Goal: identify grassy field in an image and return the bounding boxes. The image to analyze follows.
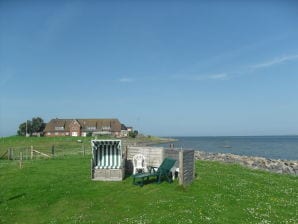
[0,136,297,223]
[0,154,297,223]
[0,136,175,159]
[0,136,91,158]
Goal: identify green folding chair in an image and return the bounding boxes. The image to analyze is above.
[132,157,177,186]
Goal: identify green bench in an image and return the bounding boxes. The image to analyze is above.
[132,157,177,187]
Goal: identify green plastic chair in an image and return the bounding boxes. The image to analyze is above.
[132,157,177,186]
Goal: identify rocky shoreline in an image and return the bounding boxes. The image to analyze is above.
[194,151,298,176]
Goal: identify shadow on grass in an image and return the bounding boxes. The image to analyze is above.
[0,193,26,204]
[133,175,176,187]
[124,172,133,180]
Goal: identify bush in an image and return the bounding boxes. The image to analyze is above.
[128,130,138,138]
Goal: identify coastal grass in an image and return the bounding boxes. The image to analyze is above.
[0,136,174,158]
[0,155,297,223]
[0,136,91,158]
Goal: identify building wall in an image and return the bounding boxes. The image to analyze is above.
[69,120,81,136]
[120,130,128,137]
[45,132,69,137]
[45,118,123,137]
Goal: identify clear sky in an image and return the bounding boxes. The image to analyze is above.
[1,1,298,137]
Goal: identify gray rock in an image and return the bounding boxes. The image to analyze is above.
[194,150,297,176]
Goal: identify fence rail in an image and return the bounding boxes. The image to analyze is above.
[1,144,90,161]
[1,141,196,186]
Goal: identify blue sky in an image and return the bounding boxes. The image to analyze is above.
[1,1,298,137]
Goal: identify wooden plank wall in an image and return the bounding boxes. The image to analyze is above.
[93,168,125,181]
[126,146,164,173]
[164,149,179,167]
[126,146,195,186]
[179,150,195,186]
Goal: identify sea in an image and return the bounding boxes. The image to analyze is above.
[156,136,298,161]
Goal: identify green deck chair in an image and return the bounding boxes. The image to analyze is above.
[132,157,177,186]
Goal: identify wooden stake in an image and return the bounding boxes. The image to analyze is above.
[83,143,85,156]
[51,145,55,157]
[179,150,184,186]
[31,146,33,160]
[19,152,23,168]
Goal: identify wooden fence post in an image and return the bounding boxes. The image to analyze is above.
[31,146,33,160]
[193,152,196,179]
[11,148,14,160]
[91,158,94,179]
[179,150,184,186]
[19,152,23,168]
[51,145,55,157]
[83,142,85,156]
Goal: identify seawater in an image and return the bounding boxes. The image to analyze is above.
[156,136,298,160]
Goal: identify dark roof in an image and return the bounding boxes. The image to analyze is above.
[44,118,122,132]
[121,123,127,130]
[44,119,69,132]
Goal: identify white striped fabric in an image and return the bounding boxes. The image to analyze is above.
[92,140,121,169]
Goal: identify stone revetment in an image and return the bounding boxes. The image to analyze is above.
[194,151,298,175]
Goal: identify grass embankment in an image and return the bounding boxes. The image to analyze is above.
[125,135,177,146]
[0,136,92,157]
[0,156,297,223]
[0,136,175,158]
[0,136,297,223]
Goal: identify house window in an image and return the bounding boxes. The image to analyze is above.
[87,126,96,131]
[102,126,111,131]
[55,126,64,131]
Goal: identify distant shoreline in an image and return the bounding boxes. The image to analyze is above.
[154,135,298,161]
[127,136,177,146]
[162,135,298,138]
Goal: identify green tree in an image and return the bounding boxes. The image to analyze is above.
[128,130,138,138]
[17,117,45,136]
[31,117,46,133]
[17,121,32,136]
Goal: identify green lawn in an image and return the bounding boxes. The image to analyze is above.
[0,136,94,158]
[0,136,174,159]
[0,155,297,224]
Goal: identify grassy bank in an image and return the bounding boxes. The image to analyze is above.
[0,155,297,223]
[125,135,177,146]
[0,136,175,159]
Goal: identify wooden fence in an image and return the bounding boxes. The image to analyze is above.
[178,149,195,186]
[164,149,180,167]
[126,146,164,173]
[1,144,89,160]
